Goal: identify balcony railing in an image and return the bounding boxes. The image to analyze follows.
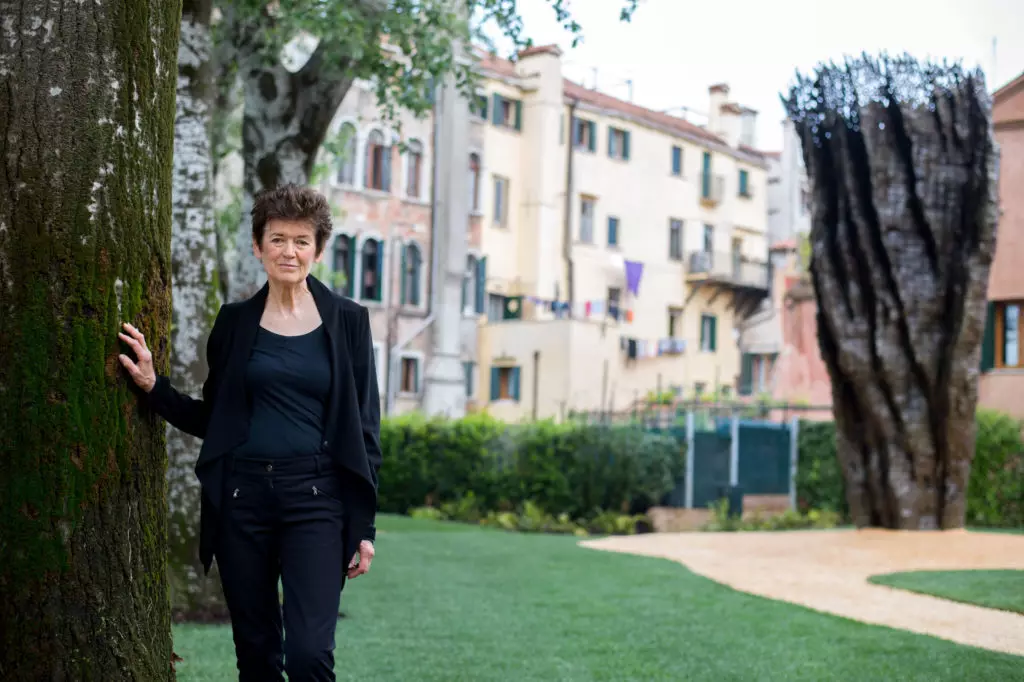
[686,250,768,290]
[700,173,725,206]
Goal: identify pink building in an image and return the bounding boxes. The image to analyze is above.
[979,70,1024,419]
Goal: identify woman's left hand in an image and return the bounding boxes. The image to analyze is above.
[347,540,374,579]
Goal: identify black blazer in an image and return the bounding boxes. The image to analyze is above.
[147,274,382,575]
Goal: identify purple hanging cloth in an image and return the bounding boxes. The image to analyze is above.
[624,260,644,296]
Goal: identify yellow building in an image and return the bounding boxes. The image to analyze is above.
[471,46,771,421]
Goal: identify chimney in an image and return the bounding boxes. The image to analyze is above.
[739,106,758,148]
[707,83,729,134]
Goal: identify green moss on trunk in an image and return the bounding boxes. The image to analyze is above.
[0,1,182,679]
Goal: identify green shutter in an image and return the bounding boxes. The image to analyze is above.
[490,367,500,401]
[587,121,596,152]
[710,316,717,351]
[510,367,521,401]
[514,100,522,131]
[981,302,995,371]
[622,130,630,160]
[376,240,385,302]
[503,295,523,320]
[475,256,487,314]
[492,94,503,125]
[399,244,408,304]
[739,353,754,395]
[607,127,615,158]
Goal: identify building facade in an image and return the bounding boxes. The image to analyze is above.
[472,46,771,421]
[980,70,1024,419]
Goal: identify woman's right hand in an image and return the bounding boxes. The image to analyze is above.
[118,322,156,393]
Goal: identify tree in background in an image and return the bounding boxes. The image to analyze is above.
[783,54,998,530]
[0,1,181,678]
[169,0,228,621]
[215,0,641,299]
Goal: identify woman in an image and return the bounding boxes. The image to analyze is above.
[119,184,382,681]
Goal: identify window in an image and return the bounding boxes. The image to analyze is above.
[701,151,712,198]
[668,219,683,261]
[462,254,476,312]
[331,234,355,297]
[700,314,717,352]
[572,117,596,152]
[360,238,384,301]
[492,175,509,227]
[461,254,487,314]
[400,355,421,394]
[471,94,488,121]
[607,127,630,160]
[671,146,683,176]
[365,130,392,191]
[579,196,596,243]
[990,302,1024,368]
[489,365,521,401]
[491,94,522,130]
[469,153,481,212]
[607,286,621,305]
[336,122,357,185]
[703,224,714,253]
[400,241,423,306]
[607,216,619,247]
[738,169,750,197]
[405,139,423,198]
[668,307,683,338]
[463,361,475,398]
[487,293,506,322]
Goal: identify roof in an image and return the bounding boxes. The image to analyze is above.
[561,78,724,146]
[475,48,770,162]
[994,70,1024,102]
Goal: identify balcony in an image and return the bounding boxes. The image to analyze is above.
[686,250,769,291]
[699,173,725,207]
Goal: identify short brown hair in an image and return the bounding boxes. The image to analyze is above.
[251,184,333,255]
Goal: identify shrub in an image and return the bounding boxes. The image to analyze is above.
[378,415,685,522]
[794,410,1024,528]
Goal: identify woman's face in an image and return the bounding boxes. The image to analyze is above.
[253,219,322,287]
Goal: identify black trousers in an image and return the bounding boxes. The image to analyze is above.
[217,454,347,682]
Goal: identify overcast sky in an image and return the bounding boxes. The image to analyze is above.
[485,0,1024,151]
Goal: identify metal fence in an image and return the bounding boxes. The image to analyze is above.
[568,401,836,511]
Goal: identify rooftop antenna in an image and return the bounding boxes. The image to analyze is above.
[991,36,998,88]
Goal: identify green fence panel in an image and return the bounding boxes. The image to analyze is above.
[737,423,791,495]
[692,430,731,508]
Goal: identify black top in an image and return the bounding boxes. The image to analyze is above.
[233,324,332,458]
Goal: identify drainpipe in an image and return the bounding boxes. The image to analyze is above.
[386,82,442,415]
[563,99,578,314]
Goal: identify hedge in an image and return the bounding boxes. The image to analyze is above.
[378,413,686,520]
[795,409,1024,528]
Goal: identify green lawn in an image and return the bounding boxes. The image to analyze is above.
[869,569,1024,615]
[173,516,1024,681]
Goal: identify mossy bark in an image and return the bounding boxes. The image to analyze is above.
[785,57,998,530]
[0,1,181,679]
[169,0,227,622]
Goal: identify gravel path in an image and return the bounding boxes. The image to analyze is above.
[580,529,1024,656]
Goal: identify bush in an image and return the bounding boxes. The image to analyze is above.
[379,414,686,523]
[702,498,841,532]
[795,410,1024,528]
[409,500,650,537]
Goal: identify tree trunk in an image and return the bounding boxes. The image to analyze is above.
[784,57,999,530]
[0,1,181,679]
[169,0,227,621]
[229,49,354,300]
